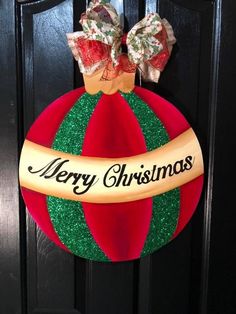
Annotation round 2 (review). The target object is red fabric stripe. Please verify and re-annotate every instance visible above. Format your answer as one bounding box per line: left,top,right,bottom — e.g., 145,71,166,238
81,92,153,261
134,87,204,238
21,88,85,251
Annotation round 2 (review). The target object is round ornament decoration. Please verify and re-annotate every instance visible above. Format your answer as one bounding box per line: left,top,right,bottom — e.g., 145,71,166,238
19,0,204,262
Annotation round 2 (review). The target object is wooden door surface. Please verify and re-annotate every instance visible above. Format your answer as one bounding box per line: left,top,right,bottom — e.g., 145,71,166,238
0,0,236,313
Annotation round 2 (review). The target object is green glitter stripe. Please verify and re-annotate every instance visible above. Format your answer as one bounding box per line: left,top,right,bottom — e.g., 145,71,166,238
121,92,180,257
47,92,109,261
52,92,101,155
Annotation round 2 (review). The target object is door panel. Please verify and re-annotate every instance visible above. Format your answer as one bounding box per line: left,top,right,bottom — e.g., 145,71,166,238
13,0,215,313
19,1,83,313
0,0,235,313
0,1,22,314
139,1,213,313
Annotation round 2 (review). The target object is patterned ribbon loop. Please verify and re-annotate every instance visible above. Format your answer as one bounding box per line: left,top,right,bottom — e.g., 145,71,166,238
80,0,122,66
127,13,164,65
135,17,176,81
67,0,176,82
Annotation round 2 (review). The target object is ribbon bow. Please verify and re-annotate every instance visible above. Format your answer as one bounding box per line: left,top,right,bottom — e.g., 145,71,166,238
67,0,176,82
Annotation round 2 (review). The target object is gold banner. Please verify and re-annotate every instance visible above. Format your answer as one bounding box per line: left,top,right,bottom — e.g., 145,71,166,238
19,128,204,203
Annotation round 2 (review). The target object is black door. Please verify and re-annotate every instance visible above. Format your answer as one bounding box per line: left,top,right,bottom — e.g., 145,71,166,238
1,0,236,313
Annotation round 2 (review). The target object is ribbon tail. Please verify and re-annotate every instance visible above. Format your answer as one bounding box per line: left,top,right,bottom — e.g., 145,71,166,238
138,62,161,83
162,18,177,54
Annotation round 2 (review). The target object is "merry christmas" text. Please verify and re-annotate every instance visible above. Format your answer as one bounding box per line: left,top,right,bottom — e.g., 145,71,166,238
27,155,194,195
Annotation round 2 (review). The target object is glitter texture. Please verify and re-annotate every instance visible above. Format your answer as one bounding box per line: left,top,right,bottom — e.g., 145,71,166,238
47,92,109,261
47,90,179,261
52,92,101,155
122,92,180,257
